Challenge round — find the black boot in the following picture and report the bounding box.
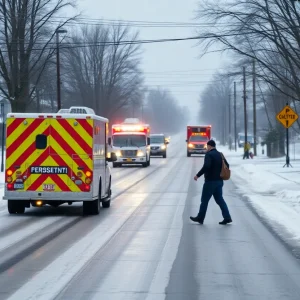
[190,216,203,224]
[219,219,232,225]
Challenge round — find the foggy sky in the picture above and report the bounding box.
[72,0,226,119]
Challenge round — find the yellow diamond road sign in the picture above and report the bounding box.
[276,105,298,128]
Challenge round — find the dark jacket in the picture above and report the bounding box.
[196,148,229,181]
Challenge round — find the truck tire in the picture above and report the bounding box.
[187,152,191,157]
[147,157,151,166]
[102,180,111,208]
[163,152,167,158]
[8,200,25,214]
[83,199,100,215]
[113,162,119,168]
[82,201,91,215]
[102,199,111,208]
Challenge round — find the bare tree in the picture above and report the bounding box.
[197,0,300,101]
[62,24,144,118]
[145,88,189,134]
[0,0,77,112]
[198,73,233,145]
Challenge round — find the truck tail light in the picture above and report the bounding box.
[85,178,92,184]
[85,171,92,177]
[7,169,13,176]
[84,185,90,191]
[7,183,14,190]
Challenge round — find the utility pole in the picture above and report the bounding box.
[56,29,67,111]
[243,66,248,146]
[253,59,257,156]
[234,81,237,152]
[229,90,232,150]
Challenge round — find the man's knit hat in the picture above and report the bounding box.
[207,140,216,147]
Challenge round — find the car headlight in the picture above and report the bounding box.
[161,145,166,150]
[188,143,195,148]
[137,150,145,157]
[116,151,122,157]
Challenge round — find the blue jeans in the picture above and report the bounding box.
[198,181,231,221]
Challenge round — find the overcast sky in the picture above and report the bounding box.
[74,0,226,119]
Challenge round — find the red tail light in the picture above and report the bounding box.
[7,183,13,190]
[84,185,90,191]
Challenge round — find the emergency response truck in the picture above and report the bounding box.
[3,106,117,215]
[109,118,151,167]
[186,125,211,157]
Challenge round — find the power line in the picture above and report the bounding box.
[0,29,281,52]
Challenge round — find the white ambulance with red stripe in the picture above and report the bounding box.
[108,118,151,167]
[3,106,117,215]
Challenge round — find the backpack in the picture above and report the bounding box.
[220,152,231,180]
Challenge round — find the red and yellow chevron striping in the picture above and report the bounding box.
[5,117,94,192]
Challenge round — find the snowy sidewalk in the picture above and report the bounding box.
[220,145,300,253]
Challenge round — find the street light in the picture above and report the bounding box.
[56,29,67,111]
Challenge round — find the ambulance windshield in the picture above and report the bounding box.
[113,134,146,147]
[189,136,209,142]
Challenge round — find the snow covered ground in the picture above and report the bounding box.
[219,142,300,254]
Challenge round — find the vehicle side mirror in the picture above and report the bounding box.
[107,152,117,162]
[108,137,112,146]
[185,139,188,143]
[147,137,150,146]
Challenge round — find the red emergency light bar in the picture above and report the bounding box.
[112,125,150,135]
[192,132,207,136]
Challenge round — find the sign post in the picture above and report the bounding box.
[276,103,299,167]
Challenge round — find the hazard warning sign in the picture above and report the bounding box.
[276,105,299,128]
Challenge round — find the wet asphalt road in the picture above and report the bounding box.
[1,135,300,300]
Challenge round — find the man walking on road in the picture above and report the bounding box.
[190,140,232,225]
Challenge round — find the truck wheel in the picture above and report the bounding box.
[142,162,148,167]
[187,152,191,157]
[163,152,167,158]
[113,162,119,168]
[91,199,101,214]
[8,200,25,214]
[147,157,151,166]
[102,180,111,208]
[102,199,111,208]
[83,202,91,215]
[83,199,100,215]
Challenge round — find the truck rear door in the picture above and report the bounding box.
[49,118,93,193]
[6,117,51,192]
[5,116,93,194]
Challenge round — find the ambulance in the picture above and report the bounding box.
[109,118,151,167]
[3,106,117,215]
[186,125,211,157]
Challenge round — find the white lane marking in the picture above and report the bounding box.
[145,150,193,299]
[144,196,186,300]
[0,217,65,252]
[7,196,148,300]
